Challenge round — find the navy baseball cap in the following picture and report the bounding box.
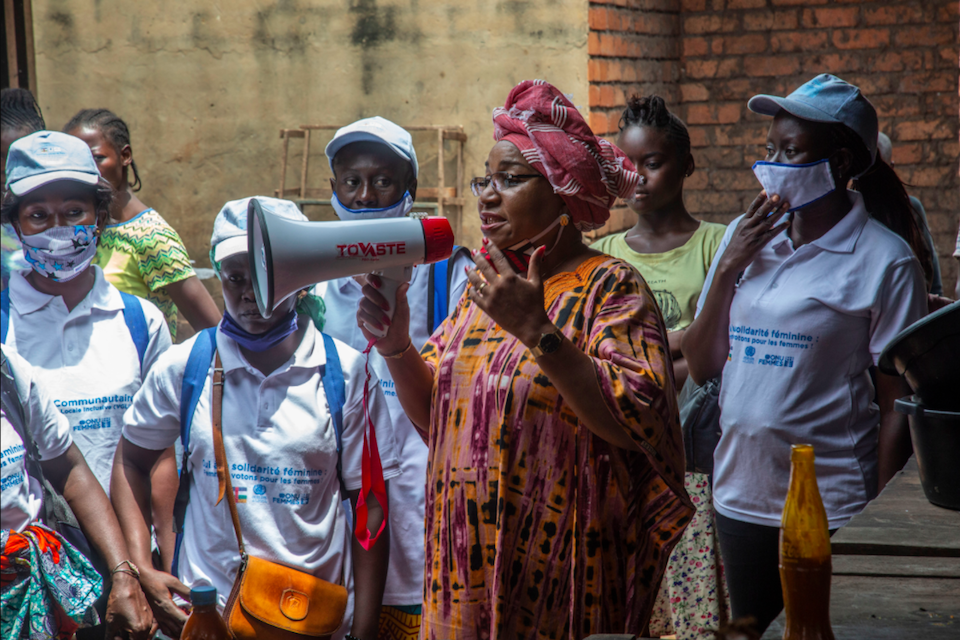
[748,74,878,165]
[5,130,101,196]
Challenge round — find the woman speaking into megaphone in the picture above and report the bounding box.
[357,80,692,639]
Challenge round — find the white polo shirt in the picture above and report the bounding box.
[121,325,400,637]
[1,350,73,533]
[316,256,470,605]
[4,267,170,494]
[696,192,926,528]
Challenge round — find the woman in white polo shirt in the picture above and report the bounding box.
[1,131,171,497]
[111,197,400,640]
[682,75,927,634]
[1,350,154,639]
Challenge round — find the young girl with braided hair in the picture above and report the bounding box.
[64,109,221,339]
[1,88,46,289]
[593,95,729,640]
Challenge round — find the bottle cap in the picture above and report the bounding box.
[190,585,218,607]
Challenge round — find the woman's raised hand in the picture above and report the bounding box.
[466,240,555,349]
[718,190,791,277]
[358,275,412,356]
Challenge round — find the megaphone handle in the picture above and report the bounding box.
[364,266,413,339]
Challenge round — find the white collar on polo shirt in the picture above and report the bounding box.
[9,266,123,316]
[214,320,328,376]
[772,190,869,255]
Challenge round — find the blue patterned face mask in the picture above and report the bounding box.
[19,224,99,282]
[330,191,414,221]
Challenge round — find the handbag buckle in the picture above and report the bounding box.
[280,589,310,621]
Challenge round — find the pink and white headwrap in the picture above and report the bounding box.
[492,79,640,231]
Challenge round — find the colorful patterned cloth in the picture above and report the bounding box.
[419,254,693,639]
[493,80,640,231]
[0,524,102,640]
[379,604,422,640]
[94,208,196,338]
[647,473,730,640]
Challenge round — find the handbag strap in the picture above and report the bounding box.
[211,353,246,557]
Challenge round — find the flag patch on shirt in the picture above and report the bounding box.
[234,487,247,503]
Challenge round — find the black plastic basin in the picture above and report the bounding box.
[895,396,960,511]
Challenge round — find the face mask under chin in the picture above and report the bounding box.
[330,191,414,221]
[482,213,571,274]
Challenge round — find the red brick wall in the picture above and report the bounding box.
[587,0,682,237]
[587,0,960,295]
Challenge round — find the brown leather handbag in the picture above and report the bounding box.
[210,354,348,640]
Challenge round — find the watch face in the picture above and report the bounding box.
[539,331,562,354]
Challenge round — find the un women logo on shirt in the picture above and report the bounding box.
[743,345,756,364]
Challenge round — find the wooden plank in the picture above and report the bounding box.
[416,187,458,200]
[832,457,960,557]
[278,129,305,139]
[278,132,290,201]
[299,129,311,199]
[4,0,18,87]
[22,0,36,96]
[832,555,960,579]
[761,574,960,639]
[443,130,468,142]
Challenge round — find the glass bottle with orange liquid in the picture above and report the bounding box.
[180,585,230,640]
[779,444,835,640]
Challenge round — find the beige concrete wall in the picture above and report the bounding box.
[32,0,589,263]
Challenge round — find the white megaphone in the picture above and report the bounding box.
[248,199,455,337]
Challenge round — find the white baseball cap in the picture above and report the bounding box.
[210,196,307,263]
[324,116,419,178]
[5,131,101,195]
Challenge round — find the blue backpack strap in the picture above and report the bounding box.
[320,332,347,495]
[171,327,217,577]
[429,245,468,334]
[1,288,9,344]
[119,292,149,370]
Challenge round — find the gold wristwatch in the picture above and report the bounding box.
[530,328,564,357]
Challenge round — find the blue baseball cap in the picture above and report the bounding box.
[5,130,101,196]
[211,196,307,263]
[748,74,878,165]
[324,116,419,178]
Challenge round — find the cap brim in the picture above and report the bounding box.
[747,95,841,124]
[212,236,248,263]
[9,170,99,196]
[324,132,418,177]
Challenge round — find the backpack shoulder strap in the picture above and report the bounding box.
[172,327,217,577]
[1,288,10,344]
[428,245,466,334]
[119,291,149,370]
[319,332,347,496]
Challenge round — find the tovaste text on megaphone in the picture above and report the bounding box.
[247,199,455,336]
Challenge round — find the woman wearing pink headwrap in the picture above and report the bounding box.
[358,80,692,639]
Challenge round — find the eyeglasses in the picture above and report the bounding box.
[470,172,542,196]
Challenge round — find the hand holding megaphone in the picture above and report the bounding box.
[248,199,454,339]
[357,273,413,353]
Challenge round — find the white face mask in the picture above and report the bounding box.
[752,158,836,213]
[19,224,100,282]
[330,191,414,221]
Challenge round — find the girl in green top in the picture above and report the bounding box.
[65,109,221,339]
[592,95,728,640]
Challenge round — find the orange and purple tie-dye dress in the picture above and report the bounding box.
[419,254,694,640]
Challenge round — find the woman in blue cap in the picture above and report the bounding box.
[682,74,928,634]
